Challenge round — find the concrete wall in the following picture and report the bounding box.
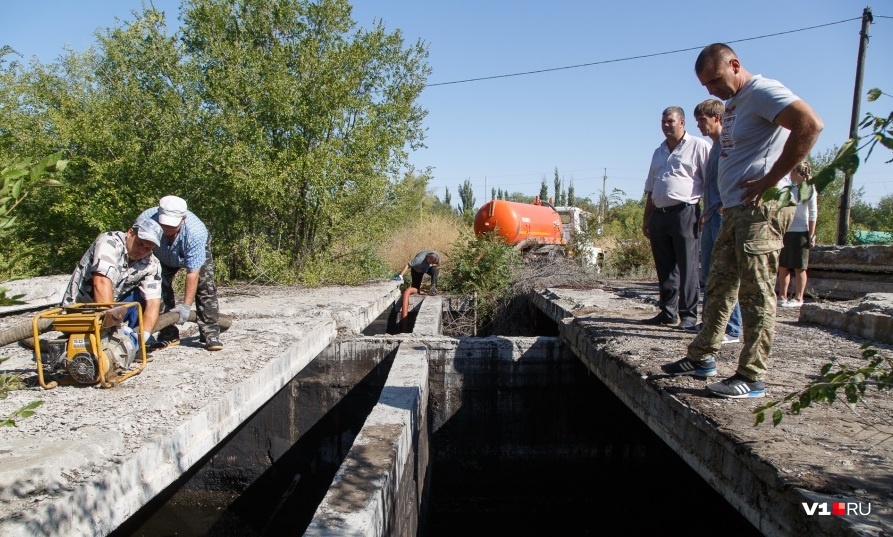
[807,245,893,300]
[304,343,430,537]
[530,289,868,537]
[186,339,401,493]
[304,334,571,537]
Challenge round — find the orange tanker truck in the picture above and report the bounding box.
[473,197,603,269]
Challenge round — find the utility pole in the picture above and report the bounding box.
[837,6,873,245]
[601,168,607,226]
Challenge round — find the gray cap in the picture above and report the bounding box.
[132,217,163,246]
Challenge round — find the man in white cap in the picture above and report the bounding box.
[138,195,223,351]
[62,217,164,343]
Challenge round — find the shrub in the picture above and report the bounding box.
[603,238,655,279]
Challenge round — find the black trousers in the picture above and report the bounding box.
[410,265,438,290]
[648,203,700,323]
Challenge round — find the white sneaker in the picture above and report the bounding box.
[722,334,740,345]
[782,299,803,308]
[778,298,789,307]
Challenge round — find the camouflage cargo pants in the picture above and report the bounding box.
[158,240,220,341]
[687,201,795,380]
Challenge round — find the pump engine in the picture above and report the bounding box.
[33,303,148,389]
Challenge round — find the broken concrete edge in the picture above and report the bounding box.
[304,343,430,536]
[334,286,402,334]
[0,318,340,537]
[808,245,893,273]
[529,289,885,537]
[800,294,893,345]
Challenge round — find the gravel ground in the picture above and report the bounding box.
[602,279,893,528]
[1,277,891,534]
[0,281,397,533]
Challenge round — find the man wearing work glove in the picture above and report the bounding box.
[397,250,441,296]
[138,195,223,351]
[62,217,164,347]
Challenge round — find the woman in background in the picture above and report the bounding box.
[778,161,818,308]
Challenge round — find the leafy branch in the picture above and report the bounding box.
[0,151,68,230]
[0,151,67,306]
[767,87,891,206]
[754,343,893,426]
[1,401,43,427]
[754,88,893,427]
[0,357,43,427]
[814,88,890,186]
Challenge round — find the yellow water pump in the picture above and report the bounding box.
[32,302,148,389]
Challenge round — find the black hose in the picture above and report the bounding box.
[3,310,232,349]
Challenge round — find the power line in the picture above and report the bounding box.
[426,17,861,87]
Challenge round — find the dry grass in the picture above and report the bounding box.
[378,212,466,271]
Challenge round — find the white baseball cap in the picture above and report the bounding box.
[157,195,187,226]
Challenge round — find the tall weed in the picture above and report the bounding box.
[379,212,464,274]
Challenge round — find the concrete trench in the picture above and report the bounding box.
[114,293,760,536]
[3,268,891,536]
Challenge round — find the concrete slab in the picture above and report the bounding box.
[306,343,429,537]
[0,275,70,315]
[0,280,401,537]
[531,286,892,537]
[806,245,893,300]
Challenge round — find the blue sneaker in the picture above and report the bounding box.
[661,356,717,377]
[707,374,765,398]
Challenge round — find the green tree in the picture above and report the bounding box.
[504,191,535,204]
[388,170,439,223]
[603,196,644,240]
[440,230,519,333]
[872,195,893,233]
[442,186,452,209]
[539,177,548,201]
[458,178,475,224]
[553,167,560,204]
[0,152,67,300]
[1,0,431,284]
[179,0,430,281]
[567,180,575,206]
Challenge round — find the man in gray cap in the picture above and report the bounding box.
[62,217,164,344]
[138,195,223,351]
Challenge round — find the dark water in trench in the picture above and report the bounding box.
[425,379,762,537]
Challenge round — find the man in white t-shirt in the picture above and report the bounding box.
[661,43,823,399]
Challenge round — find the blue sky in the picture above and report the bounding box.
[2,1,892,207]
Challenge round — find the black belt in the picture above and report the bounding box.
[654,202,693,213]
